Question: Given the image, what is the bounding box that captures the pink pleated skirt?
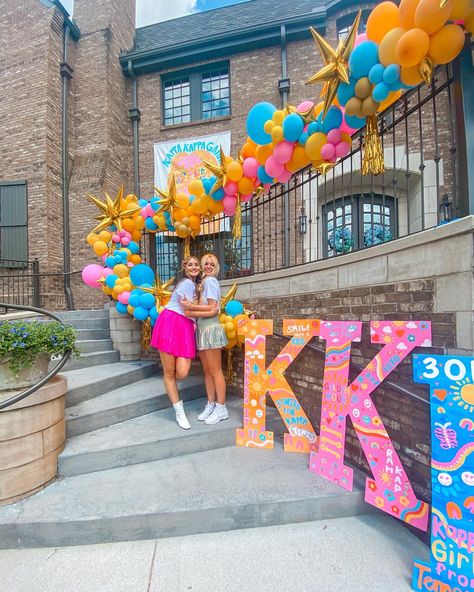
[150,308,196,359]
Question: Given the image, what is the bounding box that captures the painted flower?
[380,471,393,485]
[408,334,415,342]
[391,505,400,515]
[399,496,410,507]
[368,481,377,492]
[372,417,382,426]
[375,496,385,508]
[384,489,396,501]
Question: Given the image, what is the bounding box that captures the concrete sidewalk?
[0,513,428,592]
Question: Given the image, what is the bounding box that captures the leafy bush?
[0,320,79,376]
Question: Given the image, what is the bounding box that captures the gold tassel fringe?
[142,317,151,351]
[232,199,242,241]
[362,114,384,176]
[225,349,234,382]
[183,235,191,259]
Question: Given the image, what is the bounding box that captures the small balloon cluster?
[219,299,248,350]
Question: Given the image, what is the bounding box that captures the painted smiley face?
[461,471,474,486]
[364,399,372,408]
[438,472,453,486]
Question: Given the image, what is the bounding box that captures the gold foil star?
[154,175,179,216]
[87,186,142,233]
[316,162,335,175]
[286,103,314,124]
[305,11,361,118]
[140,277,175,307]
[201,146,228,194]
[220,283,238,311]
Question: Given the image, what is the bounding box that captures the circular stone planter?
[0,375,67,505]
[0,353,50,390]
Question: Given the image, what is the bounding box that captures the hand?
[211,302,220,315]
[180,297,193,310]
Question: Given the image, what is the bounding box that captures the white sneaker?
[198,401,215,421]
[205,403,229,425]
[173,400,190,430]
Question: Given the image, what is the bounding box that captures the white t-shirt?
[200,276,221,305]
[165,278,196,317]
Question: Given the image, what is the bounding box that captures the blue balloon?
[149,306,159,321]
[344,114,366,129]
[282,113,304,142]
[383,64,400,86]
[307,121,319,135]
[188,193,196,203]
[372,81,390,103]
[129,291,142,308]
[320,106,343,134]
[105,274,118,288]
[150,197,160,211]
[246,102,276,145]
[116,302,128,314]
[145,217,158,231]
[349,41,379,79]
[163,211,174,231]
[105,256,116,268]
[257,165,273,184]
[368,63,385,85]
[211,187,225,201]
[202,179,211,193]
[128,241,140,254]
[133,306,149,321]
[225,300,244,318]
[139,292,155,309]
[130,263,155,286]
[298,131,309,145]
[337,81,356,106]
[138,199,148,207]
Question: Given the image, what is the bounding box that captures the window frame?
[0,180,28,266]
[161,61,231,127]
[336,10,371,44]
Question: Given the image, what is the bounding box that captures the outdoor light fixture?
[299,206,308,235]
[439,193,453,223]
[278,77,290,96]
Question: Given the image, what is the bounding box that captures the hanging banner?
[412,354,474,592]
[154,131,231,193]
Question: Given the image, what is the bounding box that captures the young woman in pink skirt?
[150,256,217,430]
[181,253,228,425]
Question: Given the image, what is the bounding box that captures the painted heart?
[351,384,359,391]
[361,383,368,390]
[395,329,405,337]
[434,389,447,401]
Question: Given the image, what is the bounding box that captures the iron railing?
[0,259,40,308]
[153,63,466,279]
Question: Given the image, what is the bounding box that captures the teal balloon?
[320,106,343,134]
[145,217,158,231]
[337,81,355,106]
[128,241,140,254]
[282,113,304,142]
[257,166,273,184]
[349,41,379,79]
[344,114,366,129]
[246,102,276,145]
[149,306,159,321]
[307,121,320,135]
[133,306,149,321]
[130,263,155,286]
[129,292,142,308]
[140,293,155,309]
[105,274,118,288]
[383,64,400,86]
[373,81,390,103]
[224,300,244,318]
[368,63,384,85]
[116,302,128,314]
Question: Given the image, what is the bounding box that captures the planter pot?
[0,353,50,392]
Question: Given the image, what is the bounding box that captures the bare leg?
[159,351,180,404]
[200,349,226,405]
[199,350,216,403]
[175,356,192,381]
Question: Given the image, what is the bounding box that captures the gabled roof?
[121,0,330,76]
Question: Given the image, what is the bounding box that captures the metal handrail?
[272,331,429,406]
[0,303,73,411]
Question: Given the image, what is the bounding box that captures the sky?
[60,0,250,28]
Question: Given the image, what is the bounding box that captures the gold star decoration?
[154,175,179,216]
[305,11,361,118]
[285,103,314,124]
[201,146,228,194]
[87,186,141,234]
[315,162,336,175]
[140,277,175,307]
[220,283,238,311]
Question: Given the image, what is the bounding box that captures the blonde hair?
[200,253,220,277]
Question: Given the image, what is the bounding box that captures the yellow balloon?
[175,192,189,209]
[379,27,406,67]
[414,0,453,35]
[464,10,474,35]
[395,28,430,67]
[191,197,207,214]
[400,64,423,86]
[255,143,273,165]
[428,24,466,65]
[271,125,284,142]
[208,199,224,215]
[87,233,98,246]
[93,240,108,256]
[378,90,402,112]
[304,132,326,161]
[399,0,421,29]
[272,110,285,125]
[264,120,275,133]
[98,230,112,242]
[366,1,401,44]
[238,176,255,195]
[188,179,204,196]
[450,0,472,19]
[227,161,243,182]
[113,264,129,278]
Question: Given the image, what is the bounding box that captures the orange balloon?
[238,176,255,195]
[378,90,402,112]
[241,140,256,158]
[292,144,311,167]
[188,179,204,196]
[175,193,190,209]
[396,28,430,67]
[379,27,406,66]
[305,132,326,161]
[87,233,98,246]
[129,254,142,265]
[414,0,453,35]
[400,64,423,85]
[208,199,224,214]
[313,102,324,118]
[131,229,142,241]
[227,161,243,182]
[450,0,472,19]
[340,132,352,145]
[188,215,201,231]
[173,208,185,222]
[134,216,145,230]
[93,240,108,256]
[366,2,401,44]
[465,10,474,35]
[399,0,421,29]
[122,218,135,232]
[255,143,273,165]
[428,24,466,65]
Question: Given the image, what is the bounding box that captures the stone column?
[109,307,142,360]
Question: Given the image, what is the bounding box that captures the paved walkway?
[0,514,428,592]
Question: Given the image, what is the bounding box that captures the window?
[162,63,230,126]
[0,181,28,265]
[323,194,396,257]
[337,10,370,44]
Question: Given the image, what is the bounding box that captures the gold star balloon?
[201,146,228,194]
[140,277,175,307]
[154,175,179,216]
[315,162,336,175]
[220,283,238,311]
[87,186,141,233]
[305,11,361,118]
[285,103,314,124]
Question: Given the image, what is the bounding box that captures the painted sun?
[452,378,474,413]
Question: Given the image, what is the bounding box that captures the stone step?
[76,339,114,354]
[56,309,110,322]
[75,328,111,341]
[60,350,120,372]
[62,318,110,331]
[0,442,372,549]
[65,375,205,437]
[59,396,285,477]
[63,361,160,407]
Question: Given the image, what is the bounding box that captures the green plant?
[0,320,79,377]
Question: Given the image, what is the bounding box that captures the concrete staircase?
[0,309,375,550]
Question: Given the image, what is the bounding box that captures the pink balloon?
[145,204,155,217]
[118,291,130,304]
[297,100,314,113]
[335,141,350,158]
[141,206,149,218]
[327,129,342,145]
[241,193,253,202]
[224,180,238,195]
[101,254,107,263]
[320,143,336,161]
[242,157,259,178]
[265,155,284,179]
[102,268,113,278]
[82,264,105,288]
[112,235,120,243]
[277,168,292,183]
[273,140,294,164]
[354,32,367,48]
[122,237,130,246]
[223,195,237,216]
